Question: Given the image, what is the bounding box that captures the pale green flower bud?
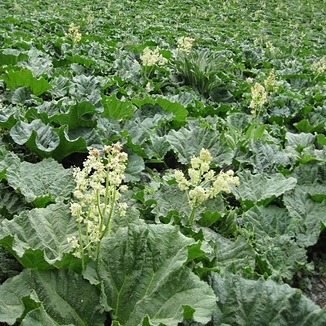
[201,162,210,173]
[188,168,201,184]
[140,47,168,67]
[190,156,201,169]
[250,82,267,109]
[204,170,215,181]
[175,170,190,190]
[199,148,212,163]
[189,186,207,207]
[119,185,128,193]
[70,203,82,216]
[177,36,195,53]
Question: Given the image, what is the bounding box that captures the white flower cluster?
[68,143,128,259]
[65,23,82,43]
[264,68,279,93]
[311,56,326,76]
[140,47,168,67]
[177,37,195,53]
[265,41,276,56]
[175,148,239,210]
[249,82,267,111]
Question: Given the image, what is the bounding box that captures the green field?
[0,0,326,325]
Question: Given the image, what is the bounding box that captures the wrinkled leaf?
[124,152,145,182]
[167,120,234,166]
[0,202,80,269]
[10,119,60,153]
[210,273,326,325]
[6,158,74,206]
[214,236,255,275]
[234,171,297,206]
[0,269,104,325]
[0,146,20,180]
[49,101,97,129]
[0,68,51,96]
[133,97,188,123]
[102,94,135,120]
[284,187,326,247]
[84,220,216,326]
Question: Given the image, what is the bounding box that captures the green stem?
[188,206,197,226]
[102,187,117,238]
[84,210,91,257]
[95,189,105,259]
[77,219,85,270]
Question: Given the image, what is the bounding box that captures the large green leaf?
[83,220,216,326]
[102,94,135,120]
[0,68,51,96]
[0,106,19,129]
[9,120,88,161]
[214,236,255,275]
[0,269,104,325]
[167,120,234,166]
[151,184,190,223]
[0,184,28,222]
[6,158,75,206]
[250,140,291,173]
[0,202,80,269]
[243,207,306,281]
[50,125,88,161]
[243,205,296,238]
[210,273,326,326]
[124,151,145,182]
[0,146,20,180]
[132,97,188,123]
[254,234,307,282]
[123,104,174,159]
[284,187,326,247]
[10,119,60,153]
[285,132,315,151]
[290,162,326,201]
[0,246,22,283]
[0,51,28,66]
[49,101,97,130]
[233,171,297,207]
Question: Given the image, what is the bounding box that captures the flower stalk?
[175,148,239,226]
[140,46,168,79]
[68,143,128,264]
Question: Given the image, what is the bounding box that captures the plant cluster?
[69,144,128,267]
[175,148,239,225]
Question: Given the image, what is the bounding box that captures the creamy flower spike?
[175,148,239,219]
[69,144,128,262]
[311,56,326,76]
[140,47,168,67]
[249,82,267,110]
[65,23,82,43]
[177,37,195,53]
[264,69,280,93]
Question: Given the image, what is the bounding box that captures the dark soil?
[297,230,326,308]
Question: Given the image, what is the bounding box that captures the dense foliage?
[0,0,325,325]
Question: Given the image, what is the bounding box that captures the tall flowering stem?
[68,144,128,267]
[140,46,168,79]
[175,149,239,226]
[249,82,267,120]
[176,36,195,54]
[64,23,82,43]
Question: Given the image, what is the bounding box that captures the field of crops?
[0,0,325,325]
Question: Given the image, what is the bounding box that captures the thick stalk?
[188,206,197,226]
[77,219,85,270]
[102,187,117,238]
